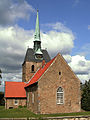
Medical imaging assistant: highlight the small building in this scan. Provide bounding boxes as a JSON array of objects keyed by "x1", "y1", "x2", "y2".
[{"x1": 5, "y1": 81, "x2": 26, "y2": 109}]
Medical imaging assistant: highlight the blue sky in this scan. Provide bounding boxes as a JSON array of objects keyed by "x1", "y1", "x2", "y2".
[
  {"x1": 18, "y1": 0, "x2": 90, "y2": 59},
  {"x1": 0, "y1": 0, "x2": 90, "y2": 91}
]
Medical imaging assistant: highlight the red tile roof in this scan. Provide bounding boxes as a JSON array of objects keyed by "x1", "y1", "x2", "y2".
[
  {"x1": 25, "y1": 57, "x2": 56, "y2": 88},
  {"x1": 5, "y1": 81, "x2": 26, "y2": 98}
]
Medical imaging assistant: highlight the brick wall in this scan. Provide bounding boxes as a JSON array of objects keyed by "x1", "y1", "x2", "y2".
[
  {"x1": 26, "y1": 83, "x2": 38, "y2": 113},
  {"x1": 5, "y1": 98, "x2": 26, "y2": 109},
  {"x1": 38, "y1": 54, "x2": 81, "y2": 114},
  {"x1": 22, "y1": 61, "x2": 42, "y2": 82}
]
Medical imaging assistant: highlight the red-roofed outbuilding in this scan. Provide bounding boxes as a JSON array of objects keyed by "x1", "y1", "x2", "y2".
[{"x1": 5, "y1": 81, "x2": 26, "y2": 109}]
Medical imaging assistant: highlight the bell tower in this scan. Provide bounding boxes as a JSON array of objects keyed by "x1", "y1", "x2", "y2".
[{"x1": 22, "y1": 10, "x2": 51, "y2": 82}]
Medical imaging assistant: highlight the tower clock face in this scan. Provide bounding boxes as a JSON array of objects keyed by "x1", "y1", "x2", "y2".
[{"x1": 35, "y1": 54, "x2": 43, "y2": 59}]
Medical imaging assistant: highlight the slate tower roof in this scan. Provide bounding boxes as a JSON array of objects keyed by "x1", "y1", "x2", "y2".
[{"x1": 23, "y1": 48, "x2": 51, "y2": 64}]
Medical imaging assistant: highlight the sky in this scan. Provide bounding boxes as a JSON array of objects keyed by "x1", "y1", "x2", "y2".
[{"x1": 0, "y1": 0, "x2": 90, "y2": 91}]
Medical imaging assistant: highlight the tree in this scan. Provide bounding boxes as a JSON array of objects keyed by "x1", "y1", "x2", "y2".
[
  {"x1": 0, "y1": 92, "x2": 5, "y2": 106},
  {"x1": 0, "y1": 69, "x2": 2, "y2": 85},
  {"x1": 0, "y1": 69, "x2": 2, "y2": 79},
  {"x1": 81, "y1": 79, "x2": 90, "y2": 111}
]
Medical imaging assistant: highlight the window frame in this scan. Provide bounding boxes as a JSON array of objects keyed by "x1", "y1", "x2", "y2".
[
  {"x1": 56, "y1": 87, "x2": 64, "y2": 105},
  {"x1": 31, "y1": 65, "x2": 34, "y2": 72},
  {"x1": 59, "y1": 72, "x2": 61, "y2": 75},
  {"x1": 59, "y1": 71, "x2": 62, "y2": 79},
  {"x1": 14, "y1": 99, "x2": 18, "y2": 105}
]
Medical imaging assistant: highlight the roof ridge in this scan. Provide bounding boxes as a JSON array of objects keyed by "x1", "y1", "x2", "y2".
[
  {"x1": 5, "y1": 81, "x2": 25, "y2": 83},
  {"x1": 37, "y1": 56, "x2": 57, "y2": 82},
  {"x1": 26, "y1": 67, "x2": 41, "y2": 84}
]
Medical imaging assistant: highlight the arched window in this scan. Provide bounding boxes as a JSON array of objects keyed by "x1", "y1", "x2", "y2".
[
  {"x1": 31, "y1": 65, "x2": 34, "y2": 72},
  {"x1": 57, "y1": 87, "x2": 64, "y2": 104}
]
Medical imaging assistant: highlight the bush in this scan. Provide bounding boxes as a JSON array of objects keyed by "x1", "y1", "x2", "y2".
[
  {"x1": 18, "y1": 105, "x2": 23, "y2": 108},
  {"x1": 0, "y1": 92, "x2": 5, "y2": 106},
  {"x1": 81, "y1": 80, "x2": 90, "y2": 111},
  {"x1": 18, "y1": 105, "x2": 26, "y2": 108}
]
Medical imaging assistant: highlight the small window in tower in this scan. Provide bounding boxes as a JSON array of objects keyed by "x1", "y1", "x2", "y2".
[
  {"x1": 59, "y1": 72, "x2": 61, "y2": 75},
  {"x1": 31, "y1": 65, "x2": 34, "y2": 72}
]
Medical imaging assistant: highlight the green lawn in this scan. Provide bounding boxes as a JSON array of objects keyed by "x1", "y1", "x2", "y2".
[{"x1": 0, "y1": 106, "x2": 90, "y2": 118}]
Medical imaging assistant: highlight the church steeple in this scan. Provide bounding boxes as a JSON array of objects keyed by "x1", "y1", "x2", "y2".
[
  {"x1": 33, "y1": 10, "x2": 43, "y2": 59},
  {"x1": 34, "y1": 9, "x2": 40, "y2": 41}
]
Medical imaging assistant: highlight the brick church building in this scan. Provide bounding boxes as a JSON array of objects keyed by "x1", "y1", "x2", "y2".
[{"x1": 5, "y1": 10, "x2": 81, "y2": 114}]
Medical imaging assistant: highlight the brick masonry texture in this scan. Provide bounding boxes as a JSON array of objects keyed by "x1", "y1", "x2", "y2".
[
  {"x1": 26, "y1": 83, "x2": 38, "y2": 113},
  {"x1": 5, "y1": 98, "x2": 26, "y2": 109},
  {"x1": 22, "y1": 61, "x2": 42, "y2": 82},
  {"x1": 38, "y1": 54, "x2": 81, "y2": 114},
  {"x1": 26, "y1": 54, "x2": 81, "y2": 114}
]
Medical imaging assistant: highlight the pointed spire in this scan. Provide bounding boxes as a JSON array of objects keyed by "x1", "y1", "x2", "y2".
[
  {"x1": 33, "y1": 9, "x2": 43, "y2": 59},
  {"x1": 34, "y1": 9, "x2": 40, "y2": 41}
]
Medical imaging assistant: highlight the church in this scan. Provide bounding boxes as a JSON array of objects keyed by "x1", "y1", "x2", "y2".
[{"x1": 5, "y1": 10, "x2": 81, "y2": 114}]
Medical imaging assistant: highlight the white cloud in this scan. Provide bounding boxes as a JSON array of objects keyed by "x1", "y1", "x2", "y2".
[
  {"x1": 3, "y1": 72, "x2": 22, "y2": 82},
  {"x1": 41, "y1": 31, "x2": 74, "y2": 57},
  {"x1": 45, "y1": 22, "x2": 72, "y2": 34},
  {"x1": 0, "y1": 0, "x2": 35, "y2": 26},
  {"x1": 77, "y1": 74, "x2": 90, "y2": 83},
  {"x1": 0, "y1": 25, "x2": 34, "y2": 75},
  {"x1": 0, "y1": 25, "x2": 34, "y2": 91},
  {"x1": 68, "y1": 55, "x2": 90, "y2": 82},
  {"x1": 69, "y1": 55, "x2": 90, "y2": 74},
  {"x1": 40, "y1": 22, "x2": 75, "y2": 57}
]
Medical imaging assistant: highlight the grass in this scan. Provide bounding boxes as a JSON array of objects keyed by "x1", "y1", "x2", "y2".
[
  {"x1": 0, "y1": 106, "x2": 90, "y2": 118},
  {"x1": 0, "y1": 106, "x2": 36, "y2": 118}
]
